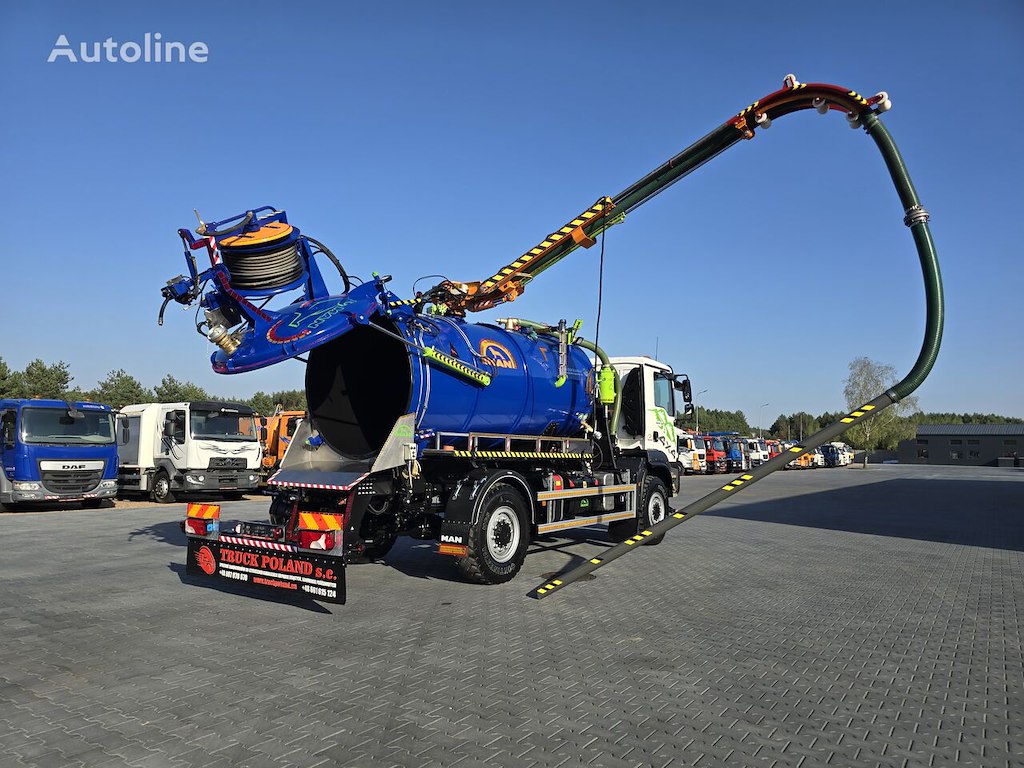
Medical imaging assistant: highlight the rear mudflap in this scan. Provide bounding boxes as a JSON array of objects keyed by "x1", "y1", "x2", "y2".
[{"x1": 186, "y1": 536, "x2": 345, "y2": 604}]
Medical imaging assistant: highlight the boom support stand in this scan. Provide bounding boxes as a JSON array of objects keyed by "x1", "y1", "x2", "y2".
[{"x1": 531, "y1": 110, "x2": 944, "y2": 600}]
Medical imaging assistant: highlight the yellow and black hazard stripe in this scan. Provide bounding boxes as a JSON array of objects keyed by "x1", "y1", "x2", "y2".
[
  {"x1": 535, "y1": 578, "x2": 563, "y2": 595},
  {"x1": 446, "y1": 450, "x2": 590, "y2": 460},
  {"x1": 387, "y1": 298, "x2": 418, "y2": 309},
  {"x1": 423, "y1": 347, "x2": 491, "y2": 386},
  {"x1": 623, "y1": 529, "x2": 657, "y2": 545},
  {"x1": 186, "y1": 503, "x2": 220, "y2": 520},
  {"x1": 478, "y1": 198, "x2": 615, "y2": 292},
  {"x1": 736, "y1": 99, "x2": 760, "y2": 118},
  {"x1": 840, "y1": 403, "x2": 876, "y2": 423},
  {"x1": 721, "y1": 473, "x2": 754, "y2": 492},
  {"x1": 297, "y1": 512, "x2": 344, "y2": 531}
]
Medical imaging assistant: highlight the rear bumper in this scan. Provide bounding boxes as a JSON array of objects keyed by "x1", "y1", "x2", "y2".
[{"x1": 185, "y1": 535, "x2": 345, "y2": 603}]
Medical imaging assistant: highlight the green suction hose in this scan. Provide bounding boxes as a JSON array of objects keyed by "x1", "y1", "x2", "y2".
[{"x1": 531, "y1": 110, "x2": 944, "y2": 600}]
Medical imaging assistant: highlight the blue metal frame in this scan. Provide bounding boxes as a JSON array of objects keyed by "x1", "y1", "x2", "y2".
[{"x1": 163, "y1": 206, "x2": 357, "y2": 372}]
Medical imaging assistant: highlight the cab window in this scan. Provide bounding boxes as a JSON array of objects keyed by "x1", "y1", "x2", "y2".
[
  {"x1": 653, "y1": 372, "x2": 675, "y2": 416},
  {"x1": 1, "y1": 411, "x2": 16, "y2": 448}
]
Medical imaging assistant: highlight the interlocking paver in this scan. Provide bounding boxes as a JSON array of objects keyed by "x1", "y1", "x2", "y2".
[{"x1": 0, "y1": 465, "x2": 1021, "y2": 768}]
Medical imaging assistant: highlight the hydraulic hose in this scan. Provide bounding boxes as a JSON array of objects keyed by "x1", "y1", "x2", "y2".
[
  {"x1": 305, "y1": 236, "x2": 352, "y2": 294},
  {"x1": 531, "y1": 109, "x2": 944, "y2": 600},
  {"x1": 573, "y1": 337, "x2": 622, "y2": 435},
  {"x1": 506, "y1": 319, "x2": 622, "y2": 436}
]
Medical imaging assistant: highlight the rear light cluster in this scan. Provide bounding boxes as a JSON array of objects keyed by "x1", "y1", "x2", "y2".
[
  {"x1": 291, "y1": 511, "x2": 344, "y2": 551},
  {"x1": 297, "y1": 530, "x2": 336, "y2": 550},
  {"x1": 183, "y1": 503, "x2": 221, "y2": 536},
  {"x1": 185, "y1": 518, "x2": 211, "y2": 536}
]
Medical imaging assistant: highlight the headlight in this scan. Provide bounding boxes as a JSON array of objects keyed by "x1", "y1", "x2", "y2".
[
  {"x1": 185, "y1": 474, "x2": 206, "y2": 484},
  {"x1": 248, "y1": 474, "x2": 256, "y2": 482},
  {"x1": 13, "y1": 481, "x2": 41, "y2": 491},
  {"x1": 99, "y1": 479, "x2": 118, "y2": 489}
]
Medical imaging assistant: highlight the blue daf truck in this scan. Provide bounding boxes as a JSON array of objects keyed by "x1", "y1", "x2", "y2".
[{"x1": 0, "y1": 399, "x2": 119, "y2": 509}]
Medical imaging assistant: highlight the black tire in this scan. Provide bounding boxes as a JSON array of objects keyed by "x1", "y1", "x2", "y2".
[
  {"x1": 269, "y1": 491, "x2": 298, "y2": 525},
  {"x1": 457, "y1": 483, "x2": 530, "y2": 584},
  {"x1": 636, "y1": 476, "x2": 668, "y2": 545},
  {"x1": 151, "y1": 471, "x2": 176, "y2": 504},
  {"x1": 608, "y1": 475, "x2": 669, "y2": 546},
  {"x1": 362, "y1": 529, "x2": 398, "y2": 560},
  {"x1": 359, "y1": 498, "x2": 398, "y2": 560}
]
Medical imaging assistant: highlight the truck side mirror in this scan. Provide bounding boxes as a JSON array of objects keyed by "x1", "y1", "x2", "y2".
[
  {"x1": 674, "y1": 377, "x2": 692, "y2": 402},
  {"x1": 163, "y1": 420, "x2": 175, "y2": 438},
  {"x1": 121, "y1": 421, "x2": 130, "y2": 443},
  {"x1": 683, "y1": 403, "x2": 694, "y2": 417}
]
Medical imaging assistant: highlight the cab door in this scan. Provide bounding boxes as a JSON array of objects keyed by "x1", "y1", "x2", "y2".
[{"x1": 647, "y1": 368, "x2": 679, "y2": 462}]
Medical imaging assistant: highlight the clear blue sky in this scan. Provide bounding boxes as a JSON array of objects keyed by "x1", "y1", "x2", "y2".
[{"x1": 2, "y1": 1, "x2": 1022, "y2": 425}]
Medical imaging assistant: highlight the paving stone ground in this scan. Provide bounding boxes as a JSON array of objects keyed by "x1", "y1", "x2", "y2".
[{"x1": 0, "y1": 464, "x2": 1021, "y2": 768}]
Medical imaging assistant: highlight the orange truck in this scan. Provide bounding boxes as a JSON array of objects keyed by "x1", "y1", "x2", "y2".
[{"x1": 257, "y1": 410, "x2": 306, "y2": 485}]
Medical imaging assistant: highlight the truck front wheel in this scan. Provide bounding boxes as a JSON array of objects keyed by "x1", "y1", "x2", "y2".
[
  {"x1": 458, "y1": 483, "x2": 530, "y2": 584},
  {"x1": 608, "y1": 475, "x2": 668, "y2": 545},
  {"x1": 637, "y1": 476, "x2": 668, "y2": 545},
  {"x1": 151, "y1": 471, "x2": 176, "y2": 504}
]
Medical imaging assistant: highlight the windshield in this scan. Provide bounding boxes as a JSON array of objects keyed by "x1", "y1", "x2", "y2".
[
  {"x1": 693, "y1": 436, "x2": 706, "y2": 450},
  {"x1": 710, "y1": 439, "x2": 724, "y2": 451},
  {"x1": 190, "y1": 408, "x2": 258, "y2": 441},
  {"x1": 21, "y1": 407, "x2": 114, "y2": 444}
]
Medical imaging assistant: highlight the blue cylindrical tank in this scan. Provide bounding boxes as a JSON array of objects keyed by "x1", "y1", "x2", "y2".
[{"x1": 305, "y1": 314, "x2": 593, "y2": 460}]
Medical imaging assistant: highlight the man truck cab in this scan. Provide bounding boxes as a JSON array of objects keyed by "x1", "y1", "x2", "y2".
[
  {"x1": 613, "y1": 356, "x2": 690, "y2": 491},
  {"x1": 117, "y1": 401, "x2": 263, "y2": 502},
  {"x1": 0, "y1": 399, "x2": 119, "y2": 509}
]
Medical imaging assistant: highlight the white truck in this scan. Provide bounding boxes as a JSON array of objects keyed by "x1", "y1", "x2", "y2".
[
  {"x1": 116, "y1": 401, "x2": 263, "y2": 502},
  {"x1": 676, "y1": 432, "x2": 705, "y2": 474},
  {"x1": 743, "y1": 437, "x2": 770, "y2": 467}
]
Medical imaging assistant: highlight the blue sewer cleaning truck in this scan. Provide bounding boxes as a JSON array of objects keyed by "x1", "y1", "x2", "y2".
[
  {"x1": 0, "y1": 399, "x2": 119, "y2": 509},
  {"x1": 160, "y1": 75, "x2": 943, "y2": 603}
]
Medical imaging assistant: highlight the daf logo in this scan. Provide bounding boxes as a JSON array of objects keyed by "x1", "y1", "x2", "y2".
[{"x1": 62, "y1": 464, "x2": 86, "y2": 470}]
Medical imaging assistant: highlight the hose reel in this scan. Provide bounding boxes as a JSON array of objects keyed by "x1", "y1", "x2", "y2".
[{"x1": 217, "y1": 220, "x2": 305, "y2": 292}]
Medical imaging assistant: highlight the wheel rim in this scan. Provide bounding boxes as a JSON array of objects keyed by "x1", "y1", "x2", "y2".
[
  {"x1": 647, "y1": 490, "x2": 666, "y2": 526},
  {"x1": 486, "y1": 505, "x2": 520, "y2": 563},
  {"x1": 154, "y1": 477, "x2": 169, "y2": 499}
]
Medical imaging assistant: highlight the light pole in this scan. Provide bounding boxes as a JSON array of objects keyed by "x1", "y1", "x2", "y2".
[
  {"x1": 694, "y1": 389, "x2": 709, "y2": 434},
  {"x1": 759, "y1": 402, "x2": 770, "y2": 439}
]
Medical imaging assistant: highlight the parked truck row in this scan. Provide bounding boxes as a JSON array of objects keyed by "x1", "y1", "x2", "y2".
[{"x1": 676, "y1": 430, "x2": 854, "y2": 474}]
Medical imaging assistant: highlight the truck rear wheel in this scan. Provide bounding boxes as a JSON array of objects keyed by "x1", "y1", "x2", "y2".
[
  {"x1": 151, "y1": 471, "x2": 176, "y2": 504},
  {"x1": 360, "y1": 498, "x2": 398, "y2": 560},
  {"x1": 458, "y1": 483, "x2": 529, "y2": 584}
]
